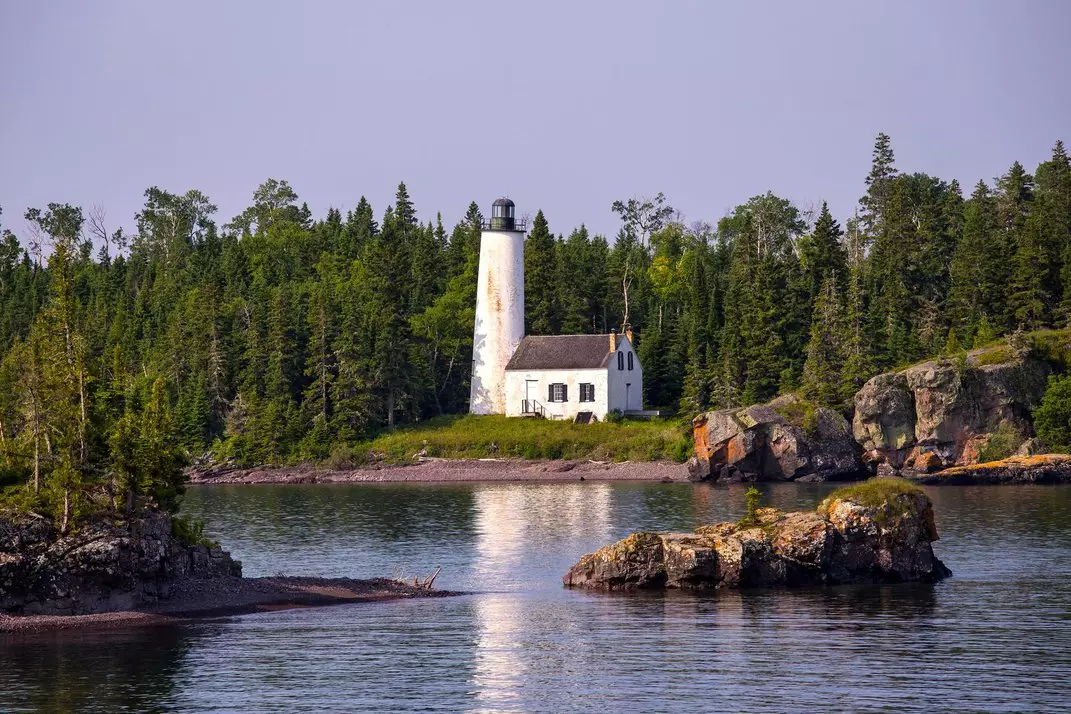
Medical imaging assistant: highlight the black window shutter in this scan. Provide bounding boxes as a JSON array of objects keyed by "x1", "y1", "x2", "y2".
[
  {"x1": 562, "y1": 385, "x2": 568, "y2": 402},
  {"x1": 548, "y1": 384, "x2": 554, "y2": 402}
]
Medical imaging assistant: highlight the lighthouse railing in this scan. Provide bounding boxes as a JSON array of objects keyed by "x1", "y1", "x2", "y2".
[{"x1": 481, "y1": 217, "x2": 528, "y2": 232}]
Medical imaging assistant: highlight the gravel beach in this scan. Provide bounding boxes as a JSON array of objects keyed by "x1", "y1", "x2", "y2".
[{"x1": 188, "y1": 458, "x2": 690, "y2": 485}]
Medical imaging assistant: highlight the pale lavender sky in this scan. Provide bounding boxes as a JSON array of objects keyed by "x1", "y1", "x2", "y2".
[{"x1": 1, "y1": 1, "x2": 1069, "y2": 241}]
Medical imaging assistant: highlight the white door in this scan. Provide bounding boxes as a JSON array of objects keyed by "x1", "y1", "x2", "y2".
[{"x1": 525, "y1": 380, "x2": 539, "y2": 412}]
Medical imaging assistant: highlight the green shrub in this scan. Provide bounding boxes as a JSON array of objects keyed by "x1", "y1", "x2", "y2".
[
  {"x1": 325, "y1": 442, "x2": 360, "y2": 470},
  {"x1": 605, "y1": 410, "x2": 626, "y2": 424},
  {"x1": 739, "y1": 486, "x2": 762, "y2": 526},
  {"x1": 670, "y1": 434, "x2": 694, "y2": 463},
  {"x1": 1034, "y1": 373, "x2": 1071, "y2": 453},
  {"x1": 773, "y1": 397, "x2": 820, "y2": 437},
  {"x1": 172, "y1": 515, "x2": 217, "y2": 548},
  {"x1": 977, "y1": 422, "x2": 1023, "y2": 463}
]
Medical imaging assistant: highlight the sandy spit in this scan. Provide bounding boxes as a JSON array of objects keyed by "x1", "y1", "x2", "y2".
[
  {"x1": 187, "y1": 458, "x2": 691, "y2": 485},
  {"x1": 0, "y1": 576, "x2": 454, "y2": 634}
]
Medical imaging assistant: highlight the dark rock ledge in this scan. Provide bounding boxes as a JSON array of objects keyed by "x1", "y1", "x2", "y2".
[
  {"x1": 0, "y1": 511, "x2": 449, "y2": 631},
  {"x1": 563, "y1": 482, "x2": 950, "y2": 590}
]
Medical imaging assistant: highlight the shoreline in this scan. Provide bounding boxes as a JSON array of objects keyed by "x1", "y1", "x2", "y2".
[
  {"x1": 0, "y1": 576, "x2": 455, "y2": 634},
  {"x1": 188, "y1": 458, "x2": 691, "y2": 485},
  {"x1": 186, "y1": 455, "x2": 1071, "y2": 487}
]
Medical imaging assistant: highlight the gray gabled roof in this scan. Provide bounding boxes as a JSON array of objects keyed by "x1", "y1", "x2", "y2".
[{"x1": 505, "y1": 334, "x2": 618, "y2": 371}]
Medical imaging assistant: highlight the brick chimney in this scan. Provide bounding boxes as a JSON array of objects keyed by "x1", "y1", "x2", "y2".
[{"x1": 609, "y1": 329, "x2": 617, "y2": 352}]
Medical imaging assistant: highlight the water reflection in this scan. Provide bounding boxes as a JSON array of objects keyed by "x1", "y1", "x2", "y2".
[
  {"x1": 1, "y1": 483, "x2": 1067, "y2": 712},
  {"x1": 470, "y1": 485, "x2": 613, "y2": 711},
  {"x1": 0, "y1": 625, "x2": 199, "y2": 713}
]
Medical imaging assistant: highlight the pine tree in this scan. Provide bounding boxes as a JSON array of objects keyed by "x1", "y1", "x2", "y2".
[
  {"x1": 859, "y1": 132, "x2": 898, "y2": 240},
  {"x1": 524, "y1": 210, "x2": 559, "y2": 334},
  {"x1": 1031, "y1": 141, "x2": 1071, "y2": 320},
  {"x1": 802, "y1": 276, "x2": 846, "y2": 406},
  {"x1": 949, "y1": 181, "x2": 999, "y2": 334},
  {"x1": 996, "y1": 161, "x2": 1035, "y2": 327},
  {"x1": 800, "y1": 201, "x2": 847, "y2": 301}
]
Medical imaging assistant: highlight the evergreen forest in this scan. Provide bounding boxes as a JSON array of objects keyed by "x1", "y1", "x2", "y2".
[{"x1": 1, "y1": 134, "x2": 1070, "y2": 525}]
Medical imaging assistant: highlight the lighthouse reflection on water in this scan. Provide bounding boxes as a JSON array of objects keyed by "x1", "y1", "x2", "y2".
[{"x1": 469, "y1": 482, "x2": 614, "y2": 707}]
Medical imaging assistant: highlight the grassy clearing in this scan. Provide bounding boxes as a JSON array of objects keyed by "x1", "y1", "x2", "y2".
[
  {"x1": 819, "y1": 477, "x2": 924, "y2": 511},
  {"x1": 335, "y1": 414, "x2": 693, "y2": 466}
]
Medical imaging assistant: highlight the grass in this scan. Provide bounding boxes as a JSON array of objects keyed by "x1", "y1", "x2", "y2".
[
  {"x1": 974, "y1": 346, "x2": 1013, "y2": 367},
  {"x1": 819, "y1": 477, "x2": 924, "y2": 511},
  {"x1": 342, "y1": 414, "x2": 694, "y2": 465},
  {"x1": 887, "y1": 327, "x2": 1071, "y2": 374},
  {"x1": 772, "y1": 396, "x2": 820, "y2": 436}
]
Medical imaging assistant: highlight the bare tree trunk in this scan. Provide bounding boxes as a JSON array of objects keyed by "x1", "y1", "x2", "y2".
[
  {"x1": 61, "y1": 487, "x2": 70, "y2": 534},
  {"x1": 0, "y1": 415, "x2": 8, "y2": 467},
  {"x1": 32, "y1": 426, "x2": 40, "y2": 495},
  {"x1": 387, "y1": 390, "x2": 395, "y2": 429},
  {"x1": 621, "y1": 255, "x2": 632, "y2": 332},
  {"x1": 30, "y1": 390, "x2": 41, "y2": 494},
  {"x1": 77, "y1": 365, "x2": 88, "y2": 464}
]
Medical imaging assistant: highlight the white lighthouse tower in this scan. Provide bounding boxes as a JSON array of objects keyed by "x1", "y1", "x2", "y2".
[{"x1": 470, "y1": 198, "x2": 526, "y2": 414}]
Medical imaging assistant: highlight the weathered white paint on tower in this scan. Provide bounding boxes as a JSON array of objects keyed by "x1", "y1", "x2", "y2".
[{"x1": 470, "y1": 218, "x2": 526, "y2": 414}]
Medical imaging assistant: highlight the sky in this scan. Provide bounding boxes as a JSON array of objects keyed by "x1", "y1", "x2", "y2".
[{"x1": 2, "y1": 0, "x2": 1070, "y2": 242}]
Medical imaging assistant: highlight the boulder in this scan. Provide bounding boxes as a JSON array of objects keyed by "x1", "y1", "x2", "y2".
[
  {"x1": 0, "y1": 511, "x2": 241, "y2": 616},
  {"x1": 853, "y1": 356, "x2": 1050, "y2": 472},
  {"x1": 563, "y1": 482, "x2": 951, "y2": 590},
  {"x1": 689, "y1": 394, "x2": 864, "y2": 482}
]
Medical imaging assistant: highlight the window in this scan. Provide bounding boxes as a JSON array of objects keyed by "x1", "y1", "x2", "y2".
[
  {"x1": 579, "y1": 383, "x2": 595, "y2": 402},
  {"x1": 628, "y1": 352, "x2": 634, "y2": 371},
  {"x1": 617, "y1": 352, "x2": 624, "y2": 370},
  {"x1": 548, "y1": 383, "x2": 568, "y2": 402}
]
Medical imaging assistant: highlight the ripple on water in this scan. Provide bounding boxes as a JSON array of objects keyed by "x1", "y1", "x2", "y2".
[{"x1": 1, "y1": 482, "x2": 1069, "y2": 713}]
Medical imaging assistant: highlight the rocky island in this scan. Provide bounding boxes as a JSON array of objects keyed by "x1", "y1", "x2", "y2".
[
  {"x1": 0, "y1": 510, "x2": 449, "y2": 632},
  {"x1": 564, "y1": 479, "x2": 950, "y2": 590}
]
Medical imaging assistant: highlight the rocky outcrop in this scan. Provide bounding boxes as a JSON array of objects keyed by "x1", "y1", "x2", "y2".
[
  {"x1": 563, "y1": 484, "x2": 950, "y2": 590},
  {"x1": 0, "y1": 511, "x2": 241, "y2": 616},
  {"x1": 910, "y1": 454, "x2": 1071, "y2": 485},
  {"x1": 688, "y1": 395, "x2": 865, "y2": 482},
  {"x1": 853, "y1": 357, "x2": 1050, "y2": 472}
]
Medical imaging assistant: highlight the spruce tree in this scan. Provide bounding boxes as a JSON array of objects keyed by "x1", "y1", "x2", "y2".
[
  {"x1": 802, "y1": 276, "x2": 846, "y2": 406},
  {"x1": 800, "y1": 201, "x2": 847, "y2": 301},
  {"x1": 524, "y1": 210, "x2": 559, "y2": 334}
]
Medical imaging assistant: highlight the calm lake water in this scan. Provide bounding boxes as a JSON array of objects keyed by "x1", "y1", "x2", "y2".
[{"x1": 2, "y1": 482, "x2": 1070, "y2": 713}]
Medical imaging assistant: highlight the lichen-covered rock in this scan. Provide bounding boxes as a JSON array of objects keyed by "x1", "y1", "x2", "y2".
[
  {"x1": 853, "y1": 356, "x2": 1049, "y2": 472},
  {"x1": 0, "y1": 511, "x2": 241, "y2": 615},
  {"x1": 563, "y1": 482, "x2": 950, "y2": 590},
  {"x1": 689, "y1": 394, "x2": 864, "y2": 482},
  {"x1": 910, "y1": 454, "x2": 1071, "y2": 485}
]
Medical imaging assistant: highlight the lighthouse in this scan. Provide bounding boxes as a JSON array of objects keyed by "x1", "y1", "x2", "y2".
[{"x1": 470, "y1": 198, "x2": 526, "y2": 414}]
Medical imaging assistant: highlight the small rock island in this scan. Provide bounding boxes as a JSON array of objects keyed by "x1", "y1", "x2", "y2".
[
  {"x1": 0, "y1": 510, "x2": 449, "y2": 631},
  {"x1": 564, "y1": 479, "x2": 950, "y2": 590}
]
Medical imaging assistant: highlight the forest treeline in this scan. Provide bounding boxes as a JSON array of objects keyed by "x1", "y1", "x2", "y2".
[{"x1": 0, "y1": 134, "x2": 1069, "y2": 524}]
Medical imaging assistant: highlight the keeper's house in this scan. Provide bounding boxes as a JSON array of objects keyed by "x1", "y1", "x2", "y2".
[{"x1": 502, "y1": 332, "x2": 643, "y2": 422}]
